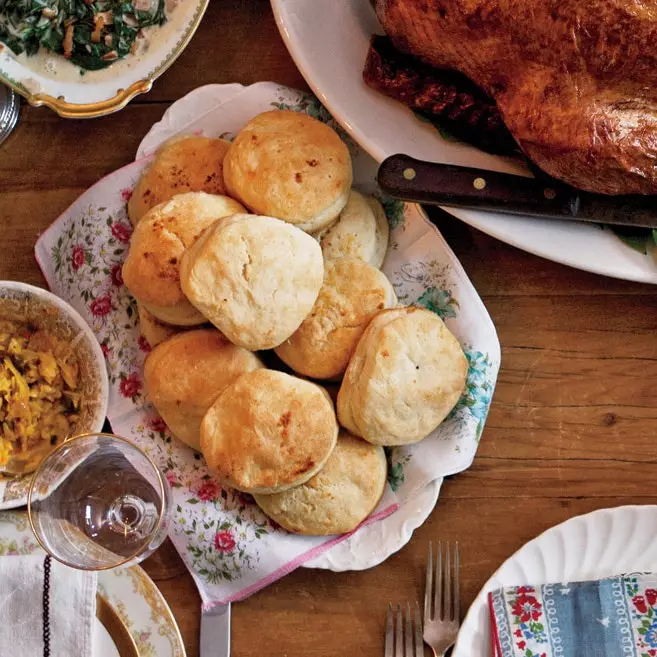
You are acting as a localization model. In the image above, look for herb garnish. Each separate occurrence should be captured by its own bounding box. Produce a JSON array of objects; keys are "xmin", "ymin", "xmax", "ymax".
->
[{"xmin": 0, "ymin": 0, "xmax": 167, "ymax": 71}]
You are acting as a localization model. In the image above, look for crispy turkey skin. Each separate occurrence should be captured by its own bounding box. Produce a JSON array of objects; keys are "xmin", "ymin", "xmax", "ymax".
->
[{"xmin": 375, "ymin": 0, "xmax": 657, "ymax": 195}]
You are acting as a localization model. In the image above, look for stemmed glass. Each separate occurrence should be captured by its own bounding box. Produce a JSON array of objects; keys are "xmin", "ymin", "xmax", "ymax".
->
[
  {"xmin": 27, "ymin": 433, "xmax": 171, "ymax": 571},
  {"xmin": 0, "ymin": 86, "xmax": 19, "ymax": 146}
]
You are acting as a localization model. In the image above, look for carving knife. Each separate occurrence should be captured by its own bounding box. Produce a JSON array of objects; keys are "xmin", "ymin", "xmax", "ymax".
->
[
  {"xmin": 377, "ymin": 154, "xmax": 657, "ymax": 228},
  {"xmin": 201, "ymin": 603, "xmax": 231, "ymax": 657}
]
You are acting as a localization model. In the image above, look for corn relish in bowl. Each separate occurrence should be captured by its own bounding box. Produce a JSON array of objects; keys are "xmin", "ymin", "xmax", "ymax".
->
[{"xmin": 0, "ymin": 282, "xmax": 108, "ymax": 476}]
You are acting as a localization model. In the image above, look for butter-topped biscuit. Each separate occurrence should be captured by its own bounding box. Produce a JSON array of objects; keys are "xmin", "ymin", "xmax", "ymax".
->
[
  {"xmin": 144, "ymin": 329, "xmax": 263, "ymax": 451},
  {"xmin": 337, "ymin": 306, "xmax": 467, "ymax": 445},
  {"xmin": 318, "ymin": 191, "xmax": 389, "ymax": 269},
  {"xmin": 180, "ymin": 214, "xmax": 324, "ymax": 350},
  {"xmin": 223, "ymin": 111, "xmax": 352, "ymax": 233},
  {"xmin": 128, "ymin": 136, "xmax": 231, "ymax": 226},
  {"xmin": 254, "ymin": 431, "xmax": 387, "ymax": 535},
  {"xmin": 274, "ymin": 257, "xmax": 397, "ymax": 380},
  {"xmin": 201, "ymin": 370, "xmax": 339, "ymax": 494},
  {"xmin": 122, "ymin": 192, "xmax": 245, "ymax": 326}
]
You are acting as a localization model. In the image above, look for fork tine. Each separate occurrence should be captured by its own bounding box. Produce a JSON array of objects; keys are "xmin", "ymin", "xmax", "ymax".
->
[
  {"xmin": 396, "ymin": 603, "xmax": 403, "ymax": 657},
  {"xmin": 385, "ymin": 603, "xmax": 394, "ymax": 657},
  {"xmin": 424, "ymin": 541, "xmax": 433, "ymax": 623},
  {"xmin": 454, "ymin": 542, "xmax": 460, "ymax": 622},
  {"xmin": 405, "ymin": 603, "xmax": 413, "ymax": 657},
  {"xmin": 445, "ymin": 542, "xmax": 452, "ymax": 620},
  {"xmin": 414, "ymin": 601, "xmax": 423, "ymax": 657},
  {"xmin": 434, "ymin": 541, "xmax": 442, "ymax": 621}
]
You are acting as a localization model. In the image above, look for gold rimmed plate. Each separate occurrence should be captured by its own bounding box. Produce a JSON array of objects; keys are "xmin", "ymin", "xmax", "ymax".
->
[
  {"xmin": 0, "ymin": 512, "xmax": 185, "ymax": 657},
  {"xmin": 0, "ymin": 0, "xmax": 208, "ymax": 118}
]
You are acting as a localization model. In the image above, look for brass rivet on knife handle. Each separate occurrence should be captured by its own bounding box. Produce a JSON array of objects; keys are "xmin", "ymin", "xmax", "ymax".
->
[
  {"xmin": 378, "ymin": 154, "xmax": 657, "ymax": 228},
  {"xmin": 377, "ymin": 153, "xmax": 581, "ymax": 218}
]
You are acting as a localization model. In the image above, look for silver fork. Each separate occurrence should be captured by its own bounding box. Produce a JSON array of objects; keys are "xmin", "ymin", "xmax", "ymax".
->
[
  {"xmin": 385, "ymin": 601, "xmax": 423, "ymax": 656},
  {"xmin": 423, "ymin": 542, "xmax": 460, "ymax": 656}
]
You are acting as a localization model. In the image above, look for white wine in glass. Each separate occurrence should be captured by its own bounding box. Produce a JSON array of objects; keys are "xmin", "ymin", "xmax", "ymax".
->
[{"xmin": 28, "ymin": 433, "xmax": 171, "ymax": 570}]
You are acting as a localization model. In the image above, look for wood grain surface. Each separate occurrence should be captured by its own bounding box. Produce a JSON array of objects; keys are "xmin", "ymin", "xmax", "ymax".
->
[{"xmin": 3, "ymin": 1, "xmax": 657, "ymax": 655}]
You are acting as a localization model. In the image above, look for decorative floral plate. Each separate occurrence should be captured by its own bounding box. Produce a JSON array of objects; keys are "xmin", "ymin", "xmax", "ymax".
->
[
  {"xmin": 0, "ymin": 0, "xmax": 208, "ymax": 117},
  {"xmin": 30, "ymin": 82, "xmax": 500, "ymax": 606},
  {"xmin": 454, "ymin": 506, "xmax": 657, "ymax": 656},
  {"xmin": 271, "ymin": 0, "xmax": 657, "ymax": 284},
  {"xmin": 0, "ymin": 512, "xmax": 185, "ymax": 657}
]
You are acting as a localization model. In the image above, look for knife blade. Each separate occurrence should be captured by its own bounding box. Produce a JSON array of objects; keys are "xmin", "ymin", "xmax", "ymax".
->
[
  {"xmin": 377, "ymin": 154, "xmax": 657, "ymax": 228},
  {"xmin": 201, "ymin": 603, "xmax": 231, "ymax": 657}
]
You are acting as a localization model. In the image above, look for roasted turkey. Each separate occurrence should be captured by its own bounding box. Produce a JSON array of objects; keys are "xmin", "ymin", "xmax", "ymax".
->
[{"xmin": 375, "ymin": 0, "xmax": 657, "ymax": 195}]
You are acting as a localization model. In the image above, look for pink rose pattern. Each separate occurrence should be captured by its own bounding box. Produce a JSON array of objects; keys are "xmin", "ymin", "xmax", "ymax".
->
[
  {"xmin": 119, "ymin": 372, "xmax": 142, "ymax": 398},
  {"xmin": 71, "ymin": 245, "xmax": 86, "ymax": 271},
  {"xmin": 214, "ymin": 530, "xmax": 236, "ymax": 552},
  {"xmin": 110, "ymin": 263, "xmax": 124, "ymax": 287},
  {"xmin": 90, "ymin": 294, "xmax": 113, "ymax": 317},
  {"xmin": 149, "ymin": 416, "xmax": 167, "ymax": 433},
  {"xmin": 166, "ymin": 471, "xmax": 181, "ymax": 488},
  {"xmin": 111, "ymin": 221, "xmax": 132, "ymax": 243},
  {"xmin": 197, "ymin": 480, "xmax": 221, "ymax": 502}
]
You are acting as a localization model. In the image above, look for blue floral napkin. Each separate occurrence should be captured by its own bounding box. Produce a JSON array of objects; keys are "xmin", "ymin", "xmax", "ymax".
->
[{"xmin": 489, "ymin": 575, "xmax": 657, "ymax": 657}]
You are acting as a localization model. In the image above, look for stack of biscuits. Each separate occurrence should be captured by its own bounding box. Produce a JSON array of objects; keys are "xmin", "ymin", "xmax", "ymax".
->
[{"xmin": 123, "ymin": 110, "xmax": 468, "ymax": 536}]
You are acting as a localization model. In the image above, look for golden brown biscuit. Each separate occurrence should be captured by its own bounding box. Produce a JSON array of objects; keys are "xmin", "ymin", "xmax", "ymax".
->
[
  {"xmin": 180, "ymin": 214, "xmax": 324, "ymax": 350},
  {"xmin": 365, "ymin": 196, "xmax": 391, "ymax": 269},
  {"xmin": 223, "ymin": 111, "xmax": 352, "ymax": 233},
  {"xmin": 274, "ymin": 257, "xmax": 397, "ymax": 380},
  {"xmin": 201, "ymin": 370, "xmax": 339, "ymax": 494},
  {"xmin": 128, "ymin": 136, "xmax": 231, "ymax": 226},
  {"xmin": 144, "ymin": 329, "xmax": 263, "ymax": 451},
  {"xmin": 137, "ymin": 302, "xmax": 184, "ymax": 348},
  {"xmin": 337, "ymin": 307, "xmax": 467, "ymax": 446},
  {"xmin": 253, "ymin": 431, "xmax": 387, "ymax": 535},
  {"xmin": 319, "ymin": 191, "xmax": 390, "ymax": 269},
  {"xmin": 122, "ymin": 192, "xmax": 246, "ymax": 326}
]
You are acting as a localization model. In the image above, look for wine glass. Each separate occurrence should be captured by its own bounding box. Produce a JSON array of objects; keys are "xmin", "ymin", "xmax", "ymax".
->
[
  {"xmin": 27, "ymin": 433, "xmax": 171, "ymax": 571},
  {"xmin": 0, "ymin": 86, "xmax": 19, "ymax": 146}
]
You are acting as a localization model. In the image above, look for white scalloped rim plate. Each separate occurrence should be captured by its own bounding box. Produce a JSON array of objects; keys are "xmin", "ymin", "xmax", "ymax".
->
[
  {"xmin": 271, "ymin": 0, "xmax": 657, "ymax": 284},
  {"xmin": 454, "ymin": 506, "xmax": 657, "ymax": 656}
]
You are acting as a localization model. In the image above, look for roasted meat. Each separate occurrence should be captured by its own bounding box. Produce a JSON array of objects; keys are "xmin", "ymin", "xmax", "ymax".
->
[
  {"xmin": 375, "ymin": 0, "xmax": 657, "ymax": 195},
  {"xmin": 363, "ymin": 35, "xmax": 518, "ymax": 155}
]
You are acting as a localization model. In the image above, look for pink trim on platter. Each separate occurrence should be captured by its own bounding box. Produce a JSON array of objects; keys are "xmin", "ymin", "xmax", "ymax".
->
[{"xmin": 201, "ymin": 502, "xmax": 400, "ymax": 610}]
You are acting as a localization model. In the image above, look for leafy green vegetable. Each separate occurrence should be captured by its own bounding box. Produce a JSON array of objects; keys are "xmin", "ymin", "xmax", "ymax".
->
[
  {"xmin": 0, "ymin": 0, "xmax": 167, "ymax": 70},
  {"xmin": 610, "ymin": 226, "xmax": 655, "ymax": 256}
]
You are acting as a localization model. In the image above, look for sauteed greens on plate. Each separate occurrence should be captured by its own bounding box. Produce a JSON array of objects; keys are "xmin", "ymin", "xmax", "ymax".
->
[{"xmin": 0, "ymin": 0, "xmax": 167, "ymax": 70}]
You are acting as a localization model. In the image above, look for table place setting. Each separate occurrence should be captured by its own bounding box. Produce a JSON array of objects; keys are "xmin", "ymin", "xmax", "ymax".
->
[{"xmin": 2, "ymin": 0, "xmax": 657, "ymax": 656}]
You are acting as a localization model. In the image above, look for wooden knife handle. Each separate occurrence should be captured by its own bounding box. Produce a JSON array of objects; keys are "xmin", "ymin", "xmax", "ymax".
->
[{"xmin": 377, "ymin": 154, "xmax": 580, "ymax": 219}]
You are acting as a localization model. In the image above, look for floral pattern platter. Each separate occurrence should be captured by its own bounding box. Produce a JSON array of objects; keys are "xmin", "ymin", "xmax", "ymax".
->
[
  {"xmin": 454, "ymin": 505, "xmax": 657, "ymax": 657},
  {"xmin": 25, "ymin": 82, "xmax": 499, "ymax": 605},
  {"xmin": 0, "ymin": 512, "xmax": 185, "ymax": 657}
]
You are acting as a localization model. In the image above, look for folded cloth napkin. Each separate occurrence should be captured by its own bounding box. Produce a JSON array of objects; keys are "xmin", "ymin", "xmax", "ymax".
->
[
  {"xmin": 0, "ymin": 555, "xmax": 97, "ymax": 657},
  {"xmin": 489, "ymin": 574, "xmax": 657, "ymax": 657}
]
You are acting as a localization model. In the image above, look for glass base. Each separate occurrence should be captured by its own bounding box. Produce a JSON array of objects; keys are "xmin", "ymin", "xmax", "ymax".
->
[{"xmin": 0, "ymin": 86, "xmax": 19, "ymax": 146}]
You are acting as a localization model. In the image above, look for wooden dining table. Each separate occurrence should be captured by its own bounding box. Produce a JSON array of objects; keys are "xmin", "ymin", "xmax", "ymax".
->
[{"xmin": 3, "ymin": 1, "xmax": 657, "ymax": 654}]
